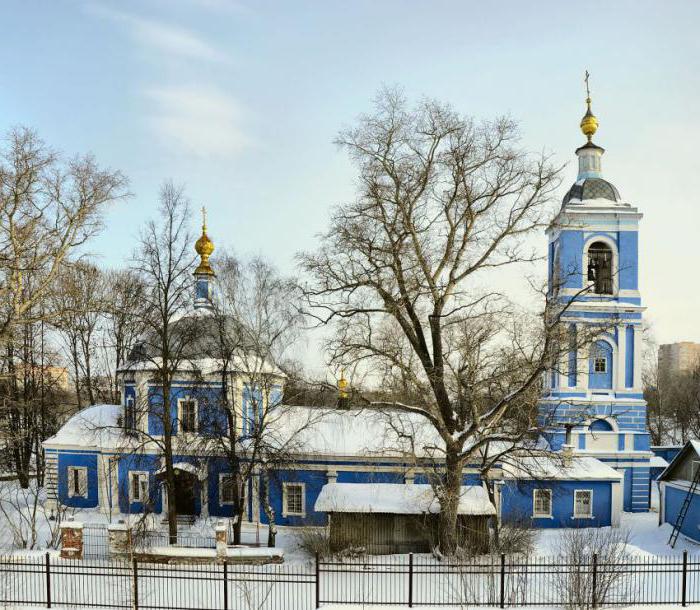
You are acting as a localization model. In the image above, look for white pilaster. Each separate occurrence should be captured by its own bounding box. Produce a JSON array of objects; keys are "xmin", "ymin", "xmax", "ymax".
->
[
  {"xmin": 616, "ymin": 324, "xmax": 626, "ymax": 391},
  {"xmin": 633, "ymin": 324, "xmax": 643, "ymax": 390}
]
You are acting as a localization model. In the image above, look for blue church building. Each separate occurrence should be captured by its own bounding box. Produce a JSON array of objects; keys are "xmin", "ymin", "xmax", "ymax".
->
[{"xmin": 43, "ymin": 89, "xmax": 652, "ymax": 538}]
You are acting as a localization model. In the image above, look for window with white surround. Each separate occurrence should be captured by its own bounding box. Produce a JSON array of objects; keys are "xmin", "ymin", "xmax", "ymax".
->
[
  {"xmin": 67, "ymin": 466, "xmax": 88, "ymax": 498},
  {"xmin": 532, "ymin": 489, "xmax": 552, "ymax": 517},
  {"xmin": 283, "ymin": 482, "xmax": 305, "ymax": 517},
  {"xmin": 219, "ymin": 473, "xmax": 247, "ymax": 508},
  {"xmin": 179, "ymin": 398, "xmax": 197, "ymax": 433},
  {"xmin": 130, "ymin": 471, "xmax": 149, "ymax": 503},
  {"xmin": 574, "ymin": 490, "xmax": 593, "ymax": 518}
]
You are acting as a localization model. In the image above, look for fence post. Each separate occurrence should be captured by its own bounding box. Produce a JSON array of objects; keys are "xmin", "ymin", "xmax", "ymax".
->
[
  {"xmin": 222, "ymin": 562, "xmax": 228, "ymax": 610},
  {"xmin": 500, "ymin": 553, "xmax": 506, "ymax": 609},
  {"xmin": 408, "ymin": 553, "xmax": 413, "ymax": 608},
  {"xmin": 682, "ymin": 550, "xmax": 688, "ymax": 607},
  {"xmin": 315, "ymin": 553, "xmax": 320, "ymax": 609},
  {"xmin": 132, "ymin": 557, "xmax": 139, "ymax": 610},
  {"xmin": 591, "ymin": 553, "xmax": 598, "ymax": 609},
  {"xmin": 45, "ymin": 552, "xmax": 51, "ymax": 609}
]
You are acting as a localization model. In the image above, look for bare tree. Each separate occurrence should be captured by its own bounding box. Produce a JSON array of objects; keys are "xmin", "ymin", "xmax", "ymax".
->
[
  {"xmin": 51, "ymin": 262, "xmax": 105, "ymax": 408},
  {"xmin": 300, "ymin": 88, "xmax": 568, "ymax": 553},
  {"xmin": 0, "ymin": 127, "xmax": 128, "ymax": 344},
  {"xmin": 97, "ymin": 269, "xmax": 148, "ymax": 404},
  {"xmin": 195, "ymin": 253, "xmax": 311, "ymax": 546},
  {"xmin": 130, "ymin": 181, "xmax": 197, "ymax": 543}
]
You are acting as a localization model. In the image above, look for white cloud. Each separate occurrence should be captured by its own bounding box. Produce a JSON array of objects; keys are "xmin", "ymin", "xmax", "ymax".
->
[
  {"xmin": 90, "ymin": 5, "xmax": 229, "ymax": 64},
  {"xmin": 145, "ymin": 85, "xmax": 250, "ymax": 156}
]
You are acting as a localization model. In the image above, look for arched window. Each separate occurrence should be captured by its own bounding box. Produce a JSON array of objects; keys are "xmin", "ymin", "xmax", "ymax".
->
[
  {"xmin": 589, "ymin": 418, "xmax": 614, "ymax": 432},
  {"xmin": 589, "ymin": 340, "xmax": 613, "ymax": 390},
  {"xmin": 587, "ymin": 241, "xmax": 613, "ymax": 295}
]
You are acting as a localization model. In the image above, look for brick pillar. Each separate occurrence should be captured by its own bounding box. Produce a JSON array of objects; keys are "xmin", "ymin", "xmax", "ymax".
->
[
  {"xmin": 215, "ymin": 520, "xmax": 228, "ymax": 560},
  {"xmin": 60, "ymin": 518, "xmax": 84, "ymax": 560},
  {"xmin": 107, "ymin": 521, "xmax": 132, "ymax": 559}
]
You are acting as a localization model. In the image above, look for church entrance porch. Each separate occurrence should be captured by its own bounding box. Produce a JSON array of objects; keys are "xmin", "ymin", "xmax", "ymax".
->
[
  {"xmin": 174, "ymin": 470, "xmax": 197, "ymax": 516},
  {"xmin": 155, "ymin": 462, "xmax": 205, "ymax": 519}
]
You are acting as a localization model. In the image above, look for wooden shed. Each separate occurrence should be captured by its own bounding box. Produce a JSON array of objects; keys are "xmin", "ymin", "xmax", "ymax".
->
[{"xmin": 314, "ymin": 483, "xmax": 495, "ymax": 554}]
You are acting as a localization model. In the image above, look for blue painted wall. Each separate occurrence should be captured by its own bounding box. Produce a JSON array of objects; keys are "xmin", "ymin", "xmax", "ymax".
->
[
  {"xmin": 664, "ymin": 485, "xmax": 700, "ymax": 542},
  {"xmin": 618, "ymin": 231, "xmax": 639, "ymax": 291},
  {"xmin": 147, "ymin": 384, "xmax": 227, "ymax": 437},
  {"xmin": 501, "ymin": 480, "xmax": 613, "ymax": 527},
  {"xmin": 263, "ymin": 469, "xmax": 329, "ymax": 526},
  {"xmin": 58, "ymin": 452, "xmax": 99, "ymax": 508},
  {"xmin": 117, "ymin": 453, "xmax": 163, "ymax": 514}
]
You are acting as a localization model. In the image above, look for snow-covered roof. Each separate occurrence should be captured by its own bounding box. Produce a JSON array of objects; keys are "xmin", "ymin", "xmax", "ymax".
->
[
  {"xmin": 119, "ymin": 354, "xmax": 285, "ymax": 377},
  {"xmin": 501, "ymin": 456, "xmax": 623, "ymax": 481},
  {"xmin": 657, "ymin": 440, "xmax": 700, "ymax": 481},
  {"xmin": 314, "ymin": 483, "xmax": 496, "ymax": 516},
  {"xmin": 43, "ymin": 404, "xmax": 126, "ymax": 449},
  {"xmin": 649, "ymin": 456, "xmax": 669, "ymax": 469},
  {"xmin": 155, "ymin": 463, "xmax": 205, "ymax": 480},
  {"xmin": 267, "ymin": 407, "xmax": 444, "ymax": 458}
]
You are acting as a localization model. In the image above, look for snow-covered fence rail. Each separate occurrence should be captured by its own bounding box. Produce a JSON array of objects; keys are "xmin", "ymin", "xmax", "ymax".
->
[{"xmin": 0, "ymin": 552, "xmax": 699, "ymax": 609}]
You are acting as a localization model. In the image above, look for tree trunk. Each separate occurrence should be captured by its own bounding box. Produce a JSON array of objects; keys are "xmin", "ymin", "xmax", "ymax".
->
[
  {"xmin": 437, "ymin": 447, "xmax": 462, "ymax": 554},
  {"xmin": 260, "ymin": 470, "xmax": 276, "ymax": 547},
  {"xmin": 162, "ymin": 384, "xmax": 178, "ymax": 545}
]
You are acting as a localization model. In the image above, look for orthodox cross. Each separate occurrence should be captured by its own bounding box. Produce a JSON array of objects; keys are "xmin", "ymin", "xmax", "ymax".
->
[
  {"xmin": 584, "ymin": 70, "xmax": 591, "ymax": 99},
  {"xmin": 201, "ymin": 206, "xmax": 207, "ymax": 230}
]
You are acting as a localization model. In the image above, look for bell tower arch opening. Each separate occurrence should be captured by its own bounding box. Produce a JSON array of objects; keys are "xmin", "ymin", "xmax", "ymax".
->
[{"xmin": 586, "ymin": 241, "xmax": 614, "ymax": 295}]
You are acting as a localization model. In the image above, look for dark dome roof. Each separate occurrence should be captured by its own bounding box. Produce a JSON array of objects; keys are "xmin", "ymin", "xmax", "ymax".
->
[{"xmin": 563, "ymin": 178, "xmax": 620, "ymax": 205}]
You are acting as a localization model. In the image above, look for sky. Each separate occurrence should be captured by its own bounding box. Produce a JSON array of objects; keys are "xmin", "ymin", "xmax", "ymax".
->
[{"xmin": 2, "ymin": 0, "xmax": 699, "ymax": 368}]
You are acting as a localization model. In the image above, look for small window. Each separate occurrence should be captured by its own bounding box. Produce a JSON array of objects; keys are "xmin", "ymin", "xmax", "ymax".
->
[
  {"xmin": 574, "ymin": 490, "xmax": 593, "ymax": 518},
  {"xmin": 179, "ymin": 399, "xmax": 197, "ymax": 433},
  {"xmin": 125, "ymin": 396, "xmax": 135, "ymax": 428},
  {"xmin": 594, "ymin": 357, "xmax": 607, "ymax": 373},
  {"xmin": 220, "ymin": 474, "xmax": 237, "ymax": 506},
  {"xmin": 533, "ymin": 489, "xmax": 552, "ymax": 518},
  {"xmin": 130, "ymin": 472, "xmax": 149, "ymax": 503},
  {"xmin": 283, "ymin": 483, "xmax": 305, "ymax": 516},
  {"xmin": 67, "ymin": 467, "xmax": 88, "ymax": 498}
]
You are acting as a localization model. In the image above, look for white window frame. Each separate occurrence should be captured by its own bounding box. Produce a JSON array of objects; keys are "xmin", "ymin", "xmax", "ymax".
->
[
  {"xmin": 129, "ymin": 471, "xmax": 149, "ymax": 503},
  {"xmin": 573, "ymin": 489, "xmax": 594, "ymax": 518},
  {"xmin": 282, "ymin": 482, "xmax": 306, "ymax": 517},
  {"xmin": 219, "ymin": 473, "xmax": 247, "ymax": 508},
  {"xmin": 532, "ymin": 489, "xmax": 552, "ymax": 518},
  {"xmin": 67, "ymin": 466, "xmax": 88, "ymax": 498},
  {"xmin": 178, "ymin": 397, "xmax": 198, "ymax": 434},
  {"xmin": 594, "ymin": 357, "xmax": 607, "ymax": 373}
]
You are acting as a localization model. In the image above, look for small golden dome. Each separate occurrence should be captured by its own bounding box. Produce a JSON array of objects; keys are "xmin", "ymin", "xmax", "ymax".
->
[
  {"xmin": 580, "ymin": 98, "xmax": 599, "ymax": 142},
  {"xmin": 338, "ymin": 373, "xmax": 349, "ymax": 400},
  {"xmin": 194, "ymin": 207, "xmax": 215, "ymax": 276}
]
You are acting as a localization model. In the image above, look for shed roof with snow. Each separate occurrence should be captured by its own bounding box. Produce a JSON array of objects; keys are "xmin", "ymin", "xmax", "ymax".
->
[
  {"xmin": 501, "ymin": 456, "xmax": 623, "ymax": 481},
  {"xmin": 314, "ymin": 483, "xmax": 496, "ymax": 516}
]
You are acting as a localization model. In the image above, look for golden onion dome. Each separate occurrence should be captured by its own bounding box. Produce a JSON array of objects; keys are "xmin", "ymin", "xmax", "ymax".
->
[
  {"xmin": 194, "ymin": 207, "xmax": 215, "ymax": 276},
  {"xmin": 580, "ymin": 98, "xmax": 599, "ymax": 142}
]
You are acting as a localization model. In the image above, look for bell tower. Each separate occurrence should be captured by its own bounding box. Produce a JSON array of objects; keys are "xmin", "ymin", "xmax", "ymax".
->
[
  {"xmin": 540, "ymin": 74, "xmax": 651, "ymax": 512},
  {"xmin": 194, "ymin": 207, "xmax": 215, "ymax": 310}
]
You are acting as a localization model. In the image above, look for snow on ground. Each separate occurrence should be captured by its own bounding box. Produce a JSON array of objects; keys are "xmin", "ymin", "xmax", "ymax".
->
[{"xmin": 533, "ymin": 511, "xmax": 700, "ymax": 557}]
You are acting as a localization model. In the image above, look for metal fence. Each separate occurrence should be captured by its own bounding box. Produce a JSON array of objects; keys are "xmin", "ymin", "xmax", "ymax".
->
[{"xmin": 0, "ymin": 552, "xmax": 698, "ymax": 609}]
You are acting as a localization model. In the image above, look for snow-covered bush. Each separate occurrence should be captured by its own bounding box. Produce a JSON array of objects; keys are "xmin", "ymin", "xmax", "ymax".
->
[
  {"xmin": 294, "ymin": 526, "xmax": 332, "ymax": 557},
  {"xmin": 554, "ymin": 526, "xmax": 631, "ymax": 610}
]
